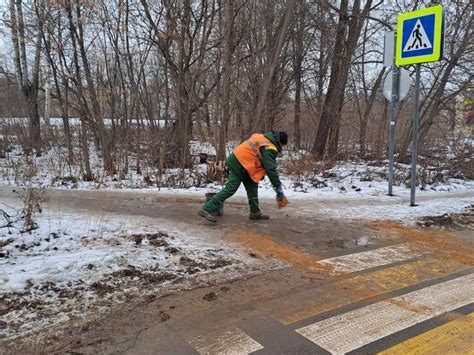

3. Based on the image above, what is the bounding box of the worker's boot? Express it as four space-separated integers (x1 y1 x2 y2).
198 209 218 223
249 212 270 220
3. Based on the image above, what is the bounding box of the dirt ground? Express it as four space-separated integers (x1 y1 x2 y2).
1 186 473 354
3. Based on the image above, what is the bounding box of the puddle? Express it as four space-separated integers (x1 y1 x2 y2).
353 236 370 246
323 236 371 249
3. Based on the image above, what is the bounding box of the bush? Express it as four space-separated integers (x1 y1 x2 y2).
15 187 46 232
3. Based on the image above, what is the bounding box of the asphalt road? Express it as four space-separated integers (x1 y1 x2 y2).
1 186 473 354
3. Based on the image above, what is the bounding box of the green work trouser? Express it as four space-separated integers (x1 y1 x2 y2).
203 169 260 214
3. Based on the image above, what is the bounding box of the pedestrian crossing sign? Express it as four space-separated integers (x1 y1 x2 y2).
396 5 444 66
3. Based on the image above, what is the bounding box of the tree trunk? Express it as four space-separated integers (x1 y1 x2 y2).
43 18 75 165
374 100 389 160
75 0 115 174
313 0 373 157
292 1 305 151
80 116 93 181
44 65 51 127
312 0 348 157
10 0 43 155
62 79 74 165
217 0 234 161
360 68 385 157
327 0 373 156
252 0 296 132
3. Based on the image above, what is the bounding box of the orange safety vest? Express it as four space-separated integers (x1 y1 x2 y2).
233 133 278 183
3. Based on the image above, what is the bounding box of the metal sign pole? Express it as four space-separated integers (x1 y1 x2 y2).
388 39 399 196
410 64 421 206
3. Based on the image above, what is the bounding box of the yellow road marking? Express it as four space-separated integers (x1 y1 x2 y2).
276 257 468 324
379 312 474 355
296 275 474 354
369 221 474 266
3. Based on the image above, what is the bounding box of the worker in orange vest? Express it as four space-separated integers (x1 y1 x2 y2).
199 131 289 223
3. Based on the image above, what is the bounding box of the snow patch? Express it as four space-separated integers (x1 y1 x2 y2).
0 200 284 341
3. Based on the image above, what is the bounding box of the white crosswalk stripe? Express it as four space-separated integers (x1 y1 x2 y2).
296 273 474 354
318 243 424 273
189 327 264 355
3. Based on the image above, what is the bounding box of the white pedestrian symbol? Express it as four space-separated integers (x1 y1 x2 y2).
404 19 432 52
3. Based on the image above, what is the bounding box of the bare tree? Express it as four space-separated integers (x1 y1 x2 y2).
312 0 376 158
1 0 472 180
9 0 44 155
350 19 386 157
140 0 220 167
251 0 296 132
216 0 235 161
41 5 74 164
291 0 305 151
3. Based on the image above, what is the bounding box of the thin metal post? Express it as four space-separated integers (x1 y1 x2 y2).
388 46 399 196
410 64 421 206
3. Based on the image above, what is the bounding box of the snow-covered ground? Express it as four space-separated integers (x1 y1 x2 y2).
0 142 472 341
1 144 472 193
1 143 473 222
0 199 283 341
292 191 474 224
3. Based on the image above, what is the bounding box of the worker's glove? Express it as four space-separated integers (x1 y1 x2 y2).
277 195 289 208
